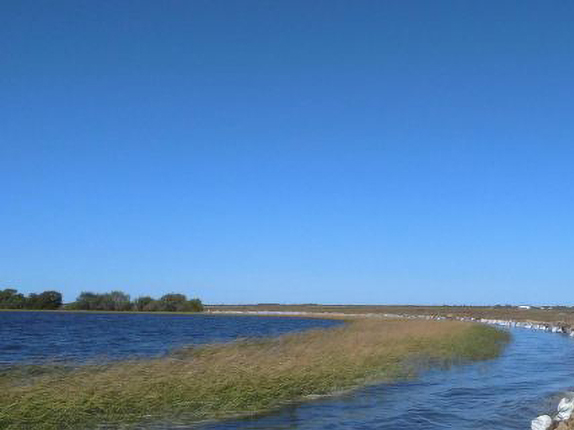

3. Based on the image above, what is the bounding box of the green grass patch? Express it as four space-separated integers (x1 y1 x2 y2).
0 319 509 429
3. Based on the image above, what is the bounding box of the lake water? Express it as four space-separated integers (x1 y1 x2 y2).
0 311 340 365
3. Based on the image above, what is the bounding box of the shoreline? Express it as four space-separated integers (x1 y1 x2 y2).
207 309 574 335
0 315 507 429
209 309 574 430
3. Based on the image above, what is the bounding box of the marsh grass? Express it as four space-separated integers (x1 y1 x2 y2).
0 319 509 429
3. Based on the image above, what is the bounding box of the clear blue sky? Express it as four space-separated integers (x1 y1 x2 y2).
1 1 573 305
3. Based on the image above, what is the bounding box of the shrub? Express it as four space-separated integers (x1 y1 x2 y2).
69 291 203 313
0 288 62 310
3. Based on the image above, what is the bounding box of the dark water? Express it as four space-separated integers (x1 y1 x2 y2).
197 328 574 430
0 312 340 365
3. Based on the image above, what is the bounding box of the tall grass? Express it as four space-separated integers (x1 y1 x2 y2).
0 319 509 429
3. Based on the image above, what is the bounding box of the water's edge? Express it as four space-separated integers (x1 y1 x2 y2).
208 310 574 430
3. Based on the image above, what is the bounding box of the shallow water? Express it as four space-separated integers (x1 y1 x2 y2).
0 311 340 364
195 328 574 430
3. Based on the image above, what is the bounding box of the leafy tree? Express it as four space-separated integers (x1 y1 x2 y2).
0 288 26 309
75 292 100 310
0 288 62 309
67 290 203 313
158 293 187 311
108 291 131 311
186 298 204 312
143 300 162 312
0 289 18 302
134 296 154 311
27 291 62 309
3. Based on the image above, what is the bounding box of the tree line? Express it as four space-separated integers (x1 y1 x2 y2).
0 289 62 310
0 288 203 312
67 291 204 312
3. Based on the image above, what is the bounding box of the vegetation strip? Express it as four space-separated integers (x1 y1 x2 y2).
0 288 203 312
211 307 574 429
0 318 509 430
207 304 574 325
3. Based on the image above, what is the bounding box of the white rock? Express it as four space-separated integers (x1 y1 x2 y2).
531 415 553 430
557 397 574 421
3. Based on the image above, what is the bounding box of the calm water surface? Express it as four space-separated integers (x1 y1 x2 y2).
0 311 340 364
196 328 574 430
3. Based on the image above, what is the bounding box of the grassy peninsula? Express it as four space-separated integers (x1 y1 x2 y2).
0 317 509 430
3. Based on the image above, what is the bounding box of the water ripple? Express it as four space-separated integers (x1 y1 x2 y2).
0 312 340 365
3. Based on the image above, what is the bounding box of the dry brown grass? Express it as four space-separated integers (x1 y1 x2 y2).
208 304 574 325
0 318 508 429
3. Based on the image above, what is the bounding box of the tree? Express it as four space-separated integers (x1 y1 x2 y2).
134 296 154 311
108 291 131 311
0 288 26 309
75 292 100 310
185 298 204 312
68 290 203 313
158 293 187 311
40 290 63 309
27 291 62 309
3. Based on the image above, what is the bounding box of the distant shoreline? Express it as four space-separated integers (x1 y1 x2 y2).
206 304 574 325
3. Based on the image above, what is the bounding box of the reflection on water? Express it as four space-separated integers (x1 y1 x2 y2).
195 328 574 430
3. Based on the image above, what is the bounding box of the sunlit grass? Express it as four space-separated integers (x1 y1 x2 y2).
0 318 509 429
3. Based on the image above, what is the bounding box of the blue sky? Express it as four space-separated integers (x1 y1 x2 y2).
1 1 573 305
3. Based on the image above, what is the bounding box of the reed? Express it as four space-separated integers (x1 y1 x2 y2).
0 318 509 429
